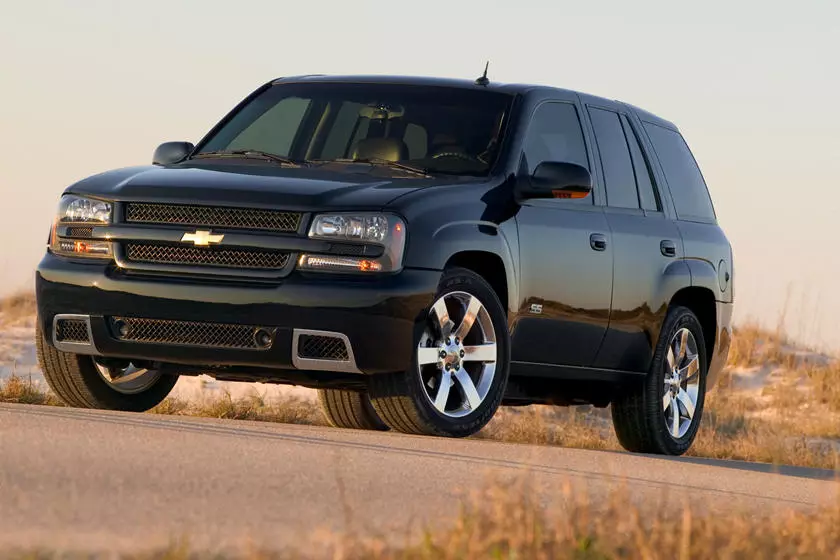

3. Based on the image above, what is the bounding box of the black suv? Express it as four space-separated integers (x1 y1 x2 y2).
36 75 733 455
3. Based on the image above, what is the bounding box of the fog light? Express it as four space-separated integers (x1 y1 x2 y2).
254 328 273 349
54 238 112 258
298 254 383 273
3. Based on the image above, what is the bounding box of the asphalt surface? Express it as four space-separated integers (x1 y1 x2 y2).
1 403 838 554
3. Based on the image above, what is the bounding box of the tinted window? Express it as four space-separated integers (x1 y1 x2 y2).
620 115 660 211
588 107 638 209
321 102 366 159
523 102 589 174
644 123 715 220
227 97 311 156
403 123 428 159
200 83 513 176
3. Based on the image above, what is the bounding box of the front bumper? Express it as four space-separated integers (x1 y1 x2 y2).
37 253 440 375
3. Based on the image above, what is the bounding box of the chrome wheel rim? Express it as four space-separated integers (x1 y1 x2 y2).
663 327 701 439
417 291 497 418
94 361 162 395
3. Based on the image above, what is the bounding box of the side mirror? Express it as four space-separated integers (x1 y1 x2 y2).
520 161 592 200
153 142 194 165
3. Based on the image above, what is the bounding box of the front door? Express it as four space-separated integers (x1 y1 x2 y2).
512 100 613 368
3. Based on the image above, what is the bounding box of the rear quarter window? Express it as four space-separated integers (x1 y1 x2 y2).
644 123 715 221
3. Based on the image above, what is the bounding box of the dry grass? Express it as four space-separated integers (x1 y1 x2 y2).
7 477 840 559
689 377 840 470
0 374 62 406
150 389 327 426
478 405 618 451
806 362 840 413
0 290 36 326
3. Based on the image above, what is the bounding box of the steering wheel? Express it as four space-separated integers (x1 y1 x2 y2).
431 151 480 163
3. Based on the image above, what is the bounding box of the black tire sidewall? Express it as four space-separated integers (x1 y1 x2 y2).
404 268 511 437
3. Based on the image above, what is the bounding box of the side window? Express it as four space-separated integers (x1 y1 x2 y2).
620 115 660 212
523 103 589 173
587 107 638 209
644 123 716 220
522 102 591 204
227 97 311 156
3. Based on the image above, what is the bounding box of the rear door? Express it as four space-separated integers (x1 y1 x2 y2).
513 99 613 368
582 100 683 372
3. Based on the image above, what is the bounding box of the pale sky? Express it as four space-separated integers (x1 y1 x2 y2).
2 0 839 349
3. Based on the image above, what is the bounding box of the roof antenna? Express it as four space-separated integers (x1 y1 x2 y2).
475 61 490 86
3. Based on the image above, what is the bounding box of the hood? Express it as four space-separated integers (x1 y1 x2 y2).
65 161 442 210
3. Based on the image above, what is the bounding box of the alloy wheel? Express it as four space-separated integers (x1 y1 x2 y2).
93 360 163 395
662 327 701 439
417 291 497 418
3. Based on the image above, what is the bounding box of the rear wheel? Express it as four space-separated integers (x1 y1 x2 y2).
317 389 388 431
611 306 707 455
369 268 510 437
36 323 178 411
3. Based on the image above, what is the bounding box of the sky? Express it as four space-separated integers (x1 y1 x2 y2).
1 0 839 349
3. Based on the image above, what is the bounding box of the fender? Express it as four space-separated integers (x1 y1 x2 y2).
684 258 725 302
404 219 518 313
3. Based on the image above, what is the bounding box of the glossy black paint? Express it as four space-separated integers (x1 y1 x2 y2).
37 74 733 402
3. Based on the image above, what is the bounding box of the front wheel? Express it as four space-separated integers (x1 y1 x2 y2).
611 306 707 455
36 323 178 411
368 268 511 437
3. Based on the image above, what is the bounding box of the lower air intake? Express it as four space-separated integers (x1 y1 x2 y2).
55 319 90 343
297 334 350 361
110 317 274 350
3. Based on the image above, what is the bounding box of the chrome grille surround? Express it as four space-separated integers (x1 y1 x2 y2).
55 318 90 343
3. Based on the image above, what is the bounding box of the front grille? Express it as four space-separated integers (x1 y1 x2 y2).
125 243 290 270
55 319 90 343
110 317 274 350
298 334 350 361
125 203 301 233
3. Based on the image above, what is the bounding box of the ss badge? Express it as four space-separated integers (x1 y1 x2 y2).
529 303 543 314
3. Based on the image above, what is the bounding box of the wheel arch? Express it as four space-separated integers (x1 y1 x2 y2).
415 220 518 314
444 250 510 315
668 286 717 368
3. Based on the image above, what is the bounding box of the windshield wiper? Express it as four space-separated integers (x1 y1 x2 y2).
325 158 431 178
191 150 304 167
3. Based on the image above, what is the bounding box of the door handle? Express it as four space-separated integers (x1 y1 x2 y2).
660 239 677 258
590 233 607 252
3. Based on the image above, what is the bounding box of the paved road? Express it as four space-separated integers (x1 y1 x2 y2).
1 403 838 554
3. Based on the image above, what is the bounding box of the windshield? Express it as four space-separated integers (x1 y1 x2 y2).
196 82 513 176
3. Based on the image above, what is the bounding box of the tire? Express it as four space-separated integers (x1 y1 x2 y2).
611 305 708 455
368 267 511 437
317 389 388 431
36 322 178 412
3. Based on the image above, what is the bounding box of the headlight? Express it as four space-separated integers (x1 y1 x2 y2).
50 195 113 259
299 213 406 273
58 195 112 224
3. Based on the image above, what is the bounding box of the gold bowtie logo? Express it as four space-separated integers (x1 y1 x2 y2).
181 230 224 246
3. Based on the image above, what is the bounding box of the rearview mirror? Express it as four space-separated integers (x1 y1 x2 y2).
153 142 194 166
519 161 592 200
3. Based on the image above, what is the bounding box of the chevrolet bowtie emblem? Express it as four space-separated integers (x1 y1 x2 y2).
181 230 224 246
